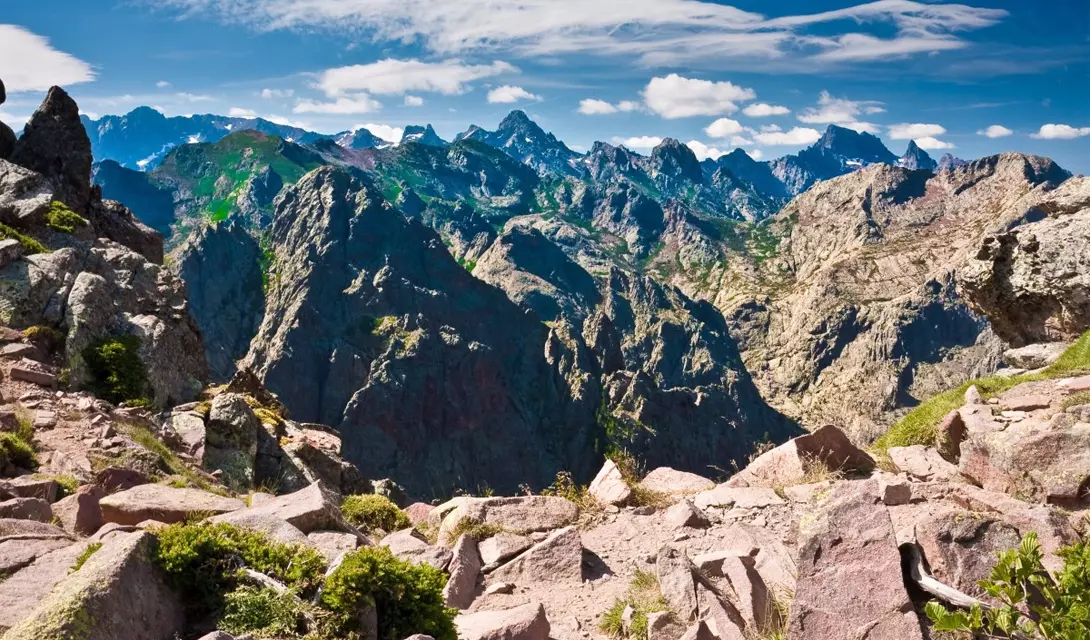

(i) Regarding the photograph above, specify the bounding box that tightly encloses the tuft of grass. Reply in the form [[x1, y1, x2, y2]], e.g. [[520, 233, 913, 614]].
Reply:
[[341, 494, 412, 536], [0, 432, 38, 472], [44, 201, 88, 234], [69, 542, 102, 573], [445, 518, 504, 546], [610, 450, 671, 509], [123, 423, 229, 496], [875, 330, 1090, 453], [746, 588, 791, 640], [541, 470, 602, 515], [32, 473, 80, 498], [1061, 391, 1090, 411], [600, 569, 671, 639], [0, 222, 48, 254]]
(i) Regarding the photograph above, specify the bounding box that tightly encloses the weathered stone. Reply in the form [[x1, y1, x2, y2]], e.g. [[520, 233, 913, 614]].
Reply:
[[964, 384, 984, 406], [163, 411, 206, 459], [0, 238, 22, 269], [782, 481, 831, 503], [935, 410, 967, 460], [0, 537, 73, 577], [726, 426, 872, 489], [211, 482, 359, 539], [694, 580, 746, 640], [2, 531, 186, 639], [307, 530, 359, 563], [887, 445, 960, 482], [787, 486, 923, 640], [1004, 342, 1068, 369], [196, 633, 236, 640], [380, 528, 453, 571], [11, 86, 93, 214], [479, 532, 533, 568], [204, 392, 260, 490], [437, 496, 578, 546], [717, 555, 770, 632], [657, 546, 699, 622], [490, 526, 582, 584], [646, 612, 686, 640], [99, 484, 243, 525], [0, 497, 52, 522], [0, 541, 93, 631], [664, 499, 710, 529], [676, 620, 716, 640], [588, 458, 633, 506], [692, 486, 784, 510], [638, 467, 715, 498], [215, 511, 310, 545], [51, 487, 104, 536], [444, 533, 482, 609], [455, 602, 550, 640], [94, 467, 150, 493], [873, 472, 912, 506], [9, 362, 57, 388], [1001, 394, 1052, 412], [0, 477, 59, 503], [915, 506, 1023, 601], [403, 502, 433, 526]]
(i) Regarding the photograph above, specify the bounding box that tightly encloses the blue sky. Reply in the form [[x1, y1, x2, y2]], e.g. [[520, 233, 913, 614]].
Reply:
[[2, 0, 1088, 170]]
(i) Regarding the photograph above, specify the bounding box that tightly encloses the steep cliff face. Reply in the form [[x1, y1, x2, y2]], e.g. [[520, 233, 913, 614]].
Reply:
[[696, 154, 1071, 440]]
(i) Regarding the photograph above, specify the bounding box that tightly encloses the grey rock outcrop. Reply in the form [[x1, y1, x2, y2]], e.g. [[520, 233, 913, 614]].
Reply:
[[11, 86, 93, 214]]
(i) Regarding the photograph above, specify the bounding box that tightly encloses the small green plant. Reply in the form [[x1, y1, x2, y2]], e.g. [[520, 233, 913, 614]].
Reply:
[[83, 335, 150, 406], [123, 423, 226, 494], [221, 585, 307, 638], [23, 325, 64, 353], [1061, 390, 1090, 411], [69, 542, 102, 572], [320, 546, 457, 640], [45, 201, 88, 234], [609, 450, 670, 509], [0, 222, 48, 254], [926, 532, 1090, 640], [37, 473, 80, 497], [541, 470, 601, 513], [341, 494, 411, 535], [600, 569, 671, 639], [0, 432, 38, 471], [154, 522, 327, 619], [445, 518, 504, 545]]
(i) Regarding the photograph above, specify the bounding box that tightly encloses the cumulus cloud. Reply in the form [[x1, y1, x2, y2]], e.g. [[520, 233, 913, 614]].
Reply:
[[264, 115, 311, 129], [730, 135, 754, 146], [686, 140, 727, 161], [642, 74, 756, 119], [612, 135, 663, 150], [404, 95, 424, 106], [261, 88, 295, 99], [1031, 124, 1090, 140], [578, 99, 640, 115], [487, 85, 541, 104], [704, 118, 745, 138], [977, 124, 1012, 138], [176, 92, 214, 102], [747, 149, 764, 160], [150, 0, 1008, 67], [228, 107, 259, 118], [0, 25, 95, 92], [293, 94, 382, 114], [798, 90, 883, 133], [913, 136, 955, 149], [156, 80, 172, 89], [317, 59, 515, 96], [742, 103, 790, 117], [753, 126, 822, 145], [888, 123, 946, 139], [359, 123, 404, 142]]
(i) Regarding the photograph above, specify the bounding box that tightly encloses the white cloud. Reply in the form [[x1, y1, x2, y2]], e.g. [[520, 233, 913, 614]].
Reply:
[[798, 90, 882, 133], [747, 149, 764, 160], [156, 80, 172, 89], [176, 92, 214, 102], [264, 115, 311, 129], [759, 124, 782, 133], [888, 123, 947, 140], [0, 109, 31, 128], [569, 144, 587, 152], [404, 95, 424, 106], [704, 118, 744, 138], [228, 107, 259, 118], [1031, 124, 1090, 140], [487, 85, 541, 104], [293, 94, 382, 114], [729, 135, 754, 147], [977, 124, 1013, 138], [0, 25, 95, 92], [686, 140, 727, 161], [261, 88, 295, 99], [612, 135, 663, 150], [913, 136, 955, 150], [359, 123, 404, 143], [752, 126, 822, 146], [578, 99, 640, 115], [642, 74, 755, 119], [742, 103, 789, 117], [152, 0, 1007, 67], [318, 59, 515, 96]]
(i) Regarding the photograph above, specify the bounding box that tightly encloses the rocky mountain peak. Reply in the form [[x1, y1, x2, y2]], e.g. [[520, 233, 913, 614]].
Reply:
[[898, 140, 938, 171], [937, 152, 967, 172], [457, 110, 582, 177], [402, 124, 447, 147], [12, 86, 93, 214], [649, 137, 703, 185], [497, 109, 536, 132], [814, 124, 898, 165], [335, 127, 383, 150]]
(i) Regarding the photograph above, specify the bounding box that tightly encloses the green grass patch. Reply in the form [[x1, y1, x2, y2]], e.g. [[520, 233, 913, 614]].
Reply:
[[876, 330, 1090, 452], [0, 432, 38, 472], [341, 494, 411, 536], [45, 201, 88, 234], [600, 569, 671, 639], [221, 585, 312, 638], [445, 519, 505, 546], [69, 542, 102, 572], [123, 423, 227, 495], [83, 335, 150, 406], [0, 222, 48, 254]]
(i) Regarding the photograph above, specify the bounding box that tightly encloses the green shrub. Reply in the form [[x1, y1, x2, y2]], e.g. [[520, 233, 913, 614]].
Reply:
[[0, 222, 48, 254], [341, 494, 411, 535], [320, 546, 456, 640], [926, 531, 1090, 640], [600, 569, 671, 639], [877, 330, 1090, 452], [45, 201, 88, 234], [153, 522, 326, 618], [445, 518, 504, 545], [221, 585, 307, 638], [70, 542, 102, 572], [23, 325, 64, 353], [0, 432, 38, 471], [83, 335, 150, 406]]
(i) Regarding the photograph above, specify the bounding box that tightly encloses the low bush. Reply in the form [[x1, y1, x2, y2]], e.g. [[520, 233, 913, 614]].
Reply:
[[600, 569, 671, 639], [0, 222, 48, 254], [221, 585, 308, 638], [926, 531, 1090, 640], [320, 546, 457, 640], [153, 521, 327, 619], [44, 201, 88, 234], [83, 335, 150, 406], [341, 494, 410, 535], [0, 432, 38, 472]]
